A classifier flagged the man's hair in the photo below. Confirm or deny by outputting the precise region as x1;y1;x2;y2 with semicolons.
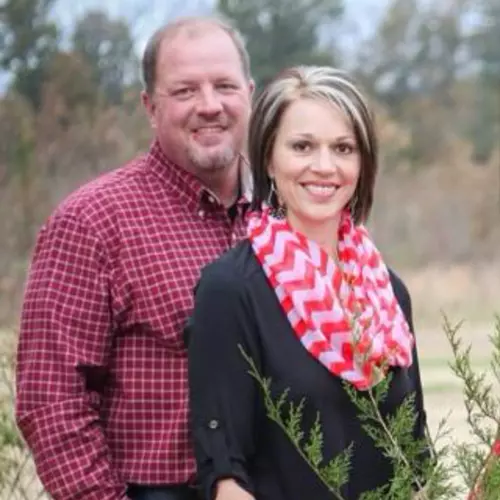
141;15;251;96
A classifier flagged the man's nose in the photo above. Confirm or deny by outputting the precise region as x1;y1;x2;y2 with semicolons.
196;86;223;115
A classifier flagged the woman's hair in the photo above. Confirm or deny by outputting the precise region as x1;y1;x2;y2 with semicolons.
248;65;378;224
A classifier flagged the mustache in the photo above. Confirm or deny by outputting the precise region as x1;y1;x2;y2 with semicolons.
190;117;230;129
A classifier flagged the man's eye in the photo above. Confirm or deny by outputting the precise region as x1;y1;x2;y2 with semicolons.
217;82;237;91
174;88;193;97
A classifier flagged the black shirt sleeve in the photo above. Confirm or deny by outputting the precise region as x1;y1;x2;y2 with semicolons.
389;269;430;484
389;270;427;437
187;259;259;500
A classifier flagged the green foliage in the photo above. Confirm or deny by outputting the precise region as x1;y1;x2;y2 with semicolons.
468;0;500;164
0;0;59;109
443;314;500;500
72;10;137;106
482;459;500;499
343;378;459;500
0;92;35;173
0;352;48;499
239;346;350;500
240;315;500;499
41;52;101;122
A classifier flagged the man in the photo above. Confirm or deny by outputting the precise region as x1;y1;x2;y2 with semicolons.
15;16;254;500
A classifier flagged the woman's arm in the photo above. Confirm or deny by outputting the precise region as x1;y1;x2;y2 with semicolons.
215;479;256;500
187;259;260;500
389;269;431;492
389;269;428;438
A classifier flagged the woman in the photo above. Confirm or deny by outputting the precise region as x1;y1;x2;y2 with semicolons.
187;66;428;500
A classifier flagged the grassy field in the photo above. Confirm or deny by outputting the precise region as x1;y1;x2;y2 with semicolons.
418;322;495;439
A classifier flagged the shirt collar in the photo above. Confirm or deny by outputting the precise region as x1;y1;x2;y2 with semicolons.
145;140;252;213
201;154;252;210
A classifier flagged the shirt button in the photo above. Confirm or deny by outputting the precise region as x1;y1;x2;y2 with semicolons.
198;209;205;219
231;233;237;245
208;419;219;430
207;195;215;204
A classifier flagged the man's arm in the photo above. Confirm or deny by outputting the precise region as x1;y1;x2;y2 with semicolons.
16;213;129;500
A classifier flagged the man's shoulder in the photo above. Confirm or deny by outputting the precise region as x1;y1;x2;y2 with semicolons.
34;153;153;246
56;154;146;218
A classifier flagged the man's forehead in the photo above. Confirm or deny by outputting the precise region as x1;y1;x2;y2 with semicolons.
167;22;225;39
162;25;235;54
157;30;243;82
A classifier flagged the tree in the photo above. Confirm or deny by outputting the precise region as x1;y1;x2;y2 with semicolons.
37;52;100;141
467;0;500;164
72;10;137;106
354;0;473;164
0;92;38;252
217;0;343;89
0;0;59;109
356;0;471;109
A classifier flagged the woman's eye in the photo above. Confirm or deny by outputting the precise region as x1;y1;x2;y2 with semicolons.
335;143;355;154
291;141;311;152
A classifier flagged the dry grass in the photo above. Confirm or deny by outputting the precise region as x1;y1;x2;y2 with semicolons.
403;261;500;327
0;329;47;500
404;263;500;470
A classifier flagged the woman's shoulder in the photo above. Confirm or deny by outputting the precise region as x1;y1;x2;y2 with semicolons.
387;267;411;305
387;267;414;330
198;238;261;290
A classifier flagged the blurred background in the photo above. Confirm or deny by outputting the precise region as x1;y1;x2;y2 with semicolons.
0;0;499;497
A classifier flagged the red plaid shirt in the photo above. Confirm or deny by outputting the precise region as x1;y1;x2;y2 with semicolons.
16;140;249;500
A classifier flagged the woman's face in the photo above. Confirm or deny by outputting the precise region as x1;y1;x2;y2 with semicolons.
268;97;361;237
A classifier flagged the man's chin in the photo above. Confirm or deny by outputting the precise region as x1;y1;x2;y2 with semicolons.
189;147;235;172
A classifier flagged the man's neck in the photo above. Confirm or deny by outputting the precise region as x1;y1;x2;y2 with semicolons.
200;160;241;208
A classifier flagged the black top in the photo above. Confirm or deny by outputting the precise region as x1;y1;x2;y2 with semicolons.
187;239;427;500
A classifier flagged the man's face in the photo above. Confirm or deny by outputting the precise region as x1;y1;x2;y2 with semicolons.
143;29;254;176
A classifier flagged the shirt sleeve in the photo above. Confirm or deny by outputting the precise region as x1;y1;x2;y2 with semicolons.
15;213;129;500
390;271;430;479
187;260;260;500
401;283;427;440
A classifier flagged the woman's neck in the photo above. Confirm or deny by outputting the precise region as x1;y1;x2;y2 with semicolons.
286;213;341;259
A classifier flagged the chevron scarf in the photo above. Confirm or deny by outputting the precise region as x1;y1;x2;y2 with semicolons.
247;208;414;390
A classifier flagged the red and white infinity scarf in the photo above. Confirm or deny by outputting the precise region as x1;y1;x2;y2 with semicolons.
247;208;414;390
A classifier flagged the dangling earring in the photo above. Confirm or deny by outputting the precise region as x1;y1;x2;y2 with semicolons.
268;179;286;219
